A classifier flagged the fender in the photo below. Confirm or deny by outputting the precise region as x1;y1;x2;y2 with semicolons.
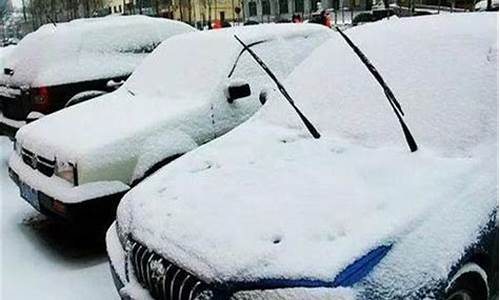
131;130;198;186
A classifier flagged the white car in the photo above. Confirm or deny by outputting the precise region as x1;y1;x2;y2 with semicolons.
0;15;195;138
107;13;498;300
8;24;332;221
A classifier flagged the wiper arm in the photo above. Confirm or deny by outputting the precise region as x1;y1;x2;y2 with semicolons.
228;39;268;78
234;35;321;139
335;28;418;152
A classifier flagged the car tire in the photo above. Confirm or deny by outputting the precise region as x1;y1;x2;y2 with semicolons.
445;263;489;300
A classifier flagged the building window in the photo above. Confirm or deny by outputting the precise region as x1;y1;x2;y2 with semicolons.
249;1;257;16
262;0;271;14
295;0;304;12
220;11;225;21
119;5;122;13
279;0;289;13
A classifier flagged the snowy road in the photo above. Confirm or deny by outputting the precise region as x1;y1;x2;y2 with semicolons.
0;137;119;299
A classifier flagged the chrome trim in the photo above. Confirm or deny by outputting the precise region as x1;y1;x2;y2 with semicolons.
146;252;155;288
189;281;202;300
130;239;212;300
178;275;191;300
160;264;173;299
170;269;181;300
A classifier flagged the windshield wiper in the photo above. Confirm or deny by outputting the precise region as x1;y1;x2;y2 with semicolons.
335;28;418;153
234;35;321;139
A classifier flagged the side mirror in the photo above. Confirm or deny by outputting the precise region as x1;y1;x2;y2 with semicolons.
225;81;251;103
107;79;124;90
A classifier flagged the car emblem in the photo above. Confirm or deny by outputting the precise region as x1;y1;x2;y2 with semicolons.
149;258;166;283
30;155;37;169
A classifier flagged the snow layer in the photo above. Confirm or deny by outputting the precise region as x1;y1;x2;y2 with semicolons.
14;24;331;187
116;12;498;290
0;15;194;87
9;153;129;204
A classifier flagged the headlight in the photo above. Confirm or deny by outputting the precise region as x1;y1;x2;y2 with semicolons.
55;160;77;185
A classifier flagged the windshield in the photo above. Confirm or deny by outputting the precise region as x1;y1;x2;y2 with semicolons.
124;32;238;102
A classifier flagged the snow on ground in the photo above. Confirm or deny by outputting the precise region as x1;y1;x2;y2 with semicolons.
114;12;497;291
0;137;118;299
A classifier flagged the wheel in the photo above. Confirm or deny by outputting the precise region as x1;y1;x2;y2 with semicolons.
445;263;489;300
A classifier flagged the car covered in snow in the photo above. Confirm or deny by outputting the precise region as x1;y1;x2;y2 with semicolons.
8;24;332;221
107;13;498;300
0;15;195;138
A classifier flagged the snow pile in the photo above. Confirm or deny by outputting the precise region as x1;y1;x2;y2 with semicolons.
116;12;498;291
1;15;195;87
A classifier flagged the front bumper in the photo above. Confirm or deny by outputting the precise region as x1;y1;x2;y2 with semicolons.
9;153;130;222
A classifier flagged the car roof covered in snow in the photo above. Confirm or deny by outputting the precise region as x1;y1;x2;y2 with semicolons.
1;15;195;87
117;13;498;289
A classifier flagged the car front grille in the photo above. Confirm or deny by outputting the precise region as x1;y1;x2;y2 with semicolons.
21;148;55;177
130;239;213;300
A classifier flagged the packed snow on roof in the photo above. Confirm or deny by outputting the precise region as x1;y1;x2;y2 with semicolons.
114;12;498;298
0;15;195;87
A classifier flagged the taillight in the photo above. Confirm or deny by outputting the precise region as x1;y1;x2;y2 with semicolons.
33;87;49;104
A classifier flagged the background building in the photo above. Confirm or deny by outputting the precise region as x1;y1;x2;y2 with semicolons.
106;0;125;14
243;0;371;22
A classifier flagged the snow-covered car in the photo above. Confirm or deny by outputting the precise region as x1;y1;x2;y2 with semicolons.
107;13;498;300
8;24;332;221
0;15;195;138
474;0;499;11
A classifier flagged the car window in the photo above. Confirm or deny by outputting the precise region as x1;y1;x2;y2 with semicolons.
228;33;330;101
79;24;164;55
230;33;330;83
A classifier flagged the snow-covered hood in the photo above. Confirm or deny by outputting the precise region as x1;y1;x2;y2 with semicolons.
117;13;498;287
15;87;212;182
117;123;493;285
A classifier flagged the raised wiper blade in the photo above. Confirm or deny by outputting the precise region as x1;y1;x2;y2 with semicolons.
335;28;418;152
234;35;321;139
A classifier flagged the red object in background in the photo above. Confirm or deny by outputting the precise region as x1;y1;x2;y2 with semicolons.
31;86;50;113
325;15;332;27
213;19;222;29
292;14;303;23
